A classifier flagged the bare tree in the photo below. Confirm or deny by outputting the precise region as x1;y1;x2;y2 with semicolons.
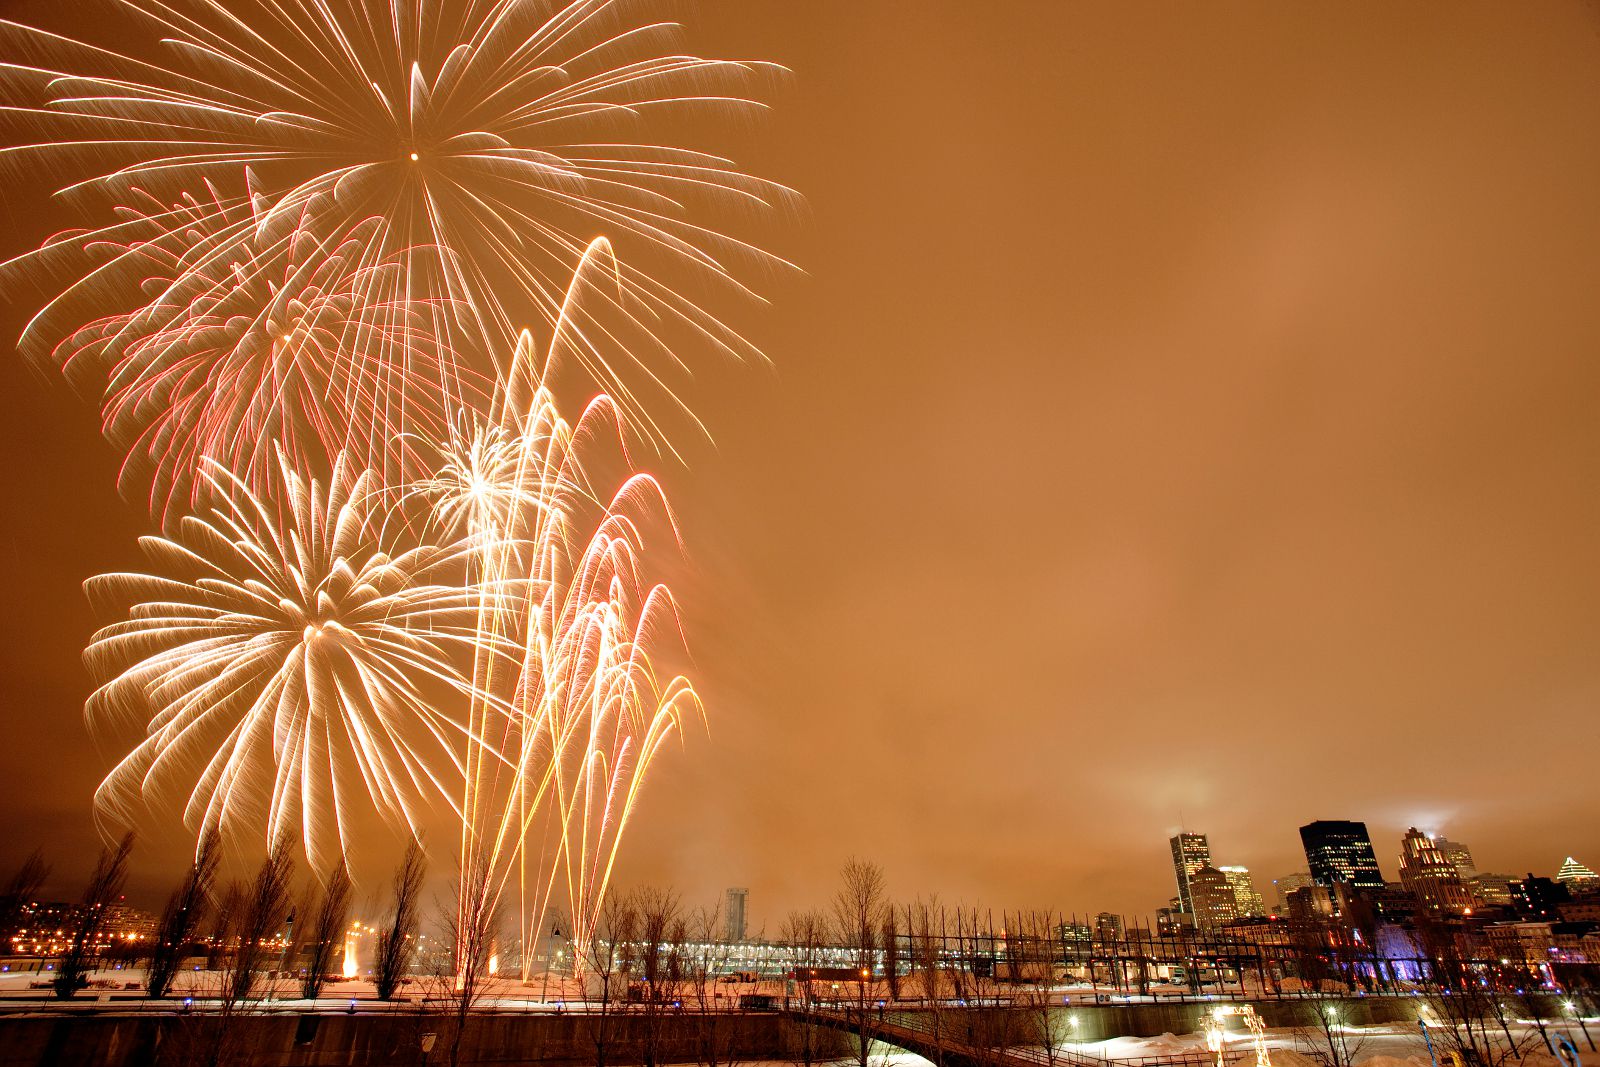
53;831;134;998
1296;996;1368;1067
950;905;1015;1067
1414;914;1531;1067
0;849;49;937
590;889;640;1067
299;862;352;1000
831;858;888;1067
781;908;832;1067
882;906;902;1002
224;838;295;1003
147;831;221;999
632;886;686;1067
375;841;426;1000
174;849;292;1067
905;897;951;1067
1015;909;1071;1067
685;898;743;1067
206;882;242;973
443;857;499;1067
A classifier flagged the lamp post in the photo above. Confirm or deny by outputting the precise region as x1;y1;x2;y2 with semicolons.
1565;998;1595;1052
1419;1016;1437;1067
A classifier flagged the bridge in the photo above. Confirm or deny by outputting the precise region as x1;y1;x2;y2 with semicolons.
787;1007;1228;1067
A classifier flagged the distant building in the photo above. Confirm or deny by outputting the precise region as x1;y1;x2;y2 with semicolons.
1364;882;1419;925
5;900;155;958
1469;873;1518;909
1300;820;1386;891
1094;912;1125;943
1558;897;1600;923
1169;832;1211;915
1484;921;1559;972
1433;837;1477;879
724;887;749;942
1189;865;1239;930
1057;920;1093;946
1155;906;1192;937
1285;884;1342;923
1555;857;1599;888
1515;875;1571;921
1219;866;1266;918
1272;873;1315;912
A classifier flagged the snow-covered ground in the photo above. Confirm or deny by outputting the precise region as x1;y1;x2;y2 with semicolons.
852;1019;1599;1067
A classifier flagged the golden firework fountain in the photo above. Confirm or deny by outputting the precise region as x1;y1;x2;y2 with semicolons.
1206;1005;1273;1067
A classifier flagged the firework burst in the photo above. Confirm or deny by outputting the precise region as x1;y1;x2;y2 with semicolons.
423;304;699;976
3;0;796;438
53;181;476;522
84;452;493;874
0;0;783;966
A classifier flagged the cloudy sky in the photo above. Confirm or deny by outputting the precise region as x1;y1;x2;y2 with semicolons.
2;0;1597;928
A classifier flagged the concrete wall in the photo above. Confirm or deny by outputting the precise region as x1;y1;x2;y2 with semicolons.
0;994;1572;1067
0;1009;856;1067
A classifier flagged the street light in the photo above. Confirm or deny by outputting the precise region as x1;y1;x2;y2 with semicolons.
1418;1016;1437;1067
1566;997;1595;1053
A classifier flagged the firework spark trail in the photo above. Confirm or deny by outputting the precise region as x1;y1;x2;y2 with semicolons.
0;0;776;972
53;179;481;523
2;0;798;446
83;451;507;875
418;263;699;976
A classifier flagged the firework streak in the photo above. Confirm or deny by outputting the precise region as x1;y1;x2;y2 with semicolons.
0;0;782;976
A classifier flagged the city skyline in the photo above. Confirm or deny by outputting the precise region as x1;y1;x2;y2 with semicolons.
1;0;1599;925
3;808;1594;939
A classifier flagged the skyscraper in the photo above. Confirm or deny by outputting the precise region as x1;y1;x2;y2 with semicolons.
1398;828;1474;915
1219;866;1266;918
1299;820;1385;891
724;887;749;942
1433;837;1477;878
1170;832;1211;914
1555;857;1598;888
1188;865;1239;930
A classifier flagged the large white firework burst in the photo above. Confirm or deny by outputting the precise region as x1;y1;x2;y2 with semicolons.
84;452;493;873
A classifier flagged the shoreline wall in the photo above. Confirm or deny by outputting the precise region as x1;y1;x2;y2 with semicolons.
0;994;1573;1067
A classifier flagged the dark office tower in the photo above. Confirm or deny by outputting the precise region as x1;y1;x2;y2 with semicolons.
1299;820;1386;891
1515;875;1570;921
1170;832;1211;914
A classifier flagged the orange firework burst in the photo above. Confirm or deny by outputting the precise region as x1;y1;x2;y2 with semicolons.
53;180;479;523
